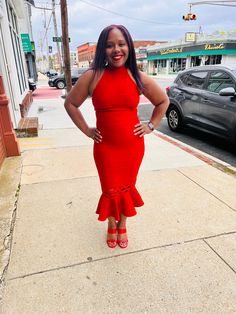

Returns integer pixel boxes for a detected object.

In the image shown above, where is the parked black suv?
[46,69,58,78]
[48,68,88,89]
[166,65,236,146]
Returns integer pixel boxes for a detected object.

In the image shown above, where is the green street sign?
[21,33,32,52]
[53,36,61,42]
[53,36,71,42]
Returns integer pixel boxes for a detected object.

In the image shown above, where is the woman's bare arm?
[134,71,169,137]
[64,69,102,142]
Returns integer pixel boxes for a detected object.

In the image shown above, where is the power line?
[189,1,236,7]
[42,11,52,46]
[78,0,184,26]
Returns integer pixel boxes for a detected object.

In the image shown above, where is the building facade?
[134,40,167,72]
[77,42,96,68]
[146,31,236,75]
[0,0,34,167]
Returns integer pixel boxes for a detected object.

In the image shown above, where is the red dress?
[92,66,144,221]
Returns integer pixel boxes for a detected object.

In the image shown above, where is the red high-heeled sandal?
[117,228,128,249]
[106,228,117,248]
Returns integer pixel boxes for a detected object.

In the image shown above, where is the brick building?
[77,42,96,68]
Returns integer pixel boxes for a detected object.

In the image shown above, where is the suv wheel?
[56,80,65,89]
[167,106,182,131]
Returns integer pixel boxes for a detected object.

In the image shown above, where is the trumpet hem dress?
[92,66,144,221]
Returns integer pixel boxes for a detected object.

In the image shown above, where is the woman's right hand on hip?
[87,127,102,143]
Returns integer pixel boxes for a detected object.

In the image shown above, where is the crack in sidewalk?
[0,182,21,306]
[8,230,236,282]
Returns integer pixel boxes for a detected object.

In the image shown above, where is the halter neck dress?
[92,66,144,221]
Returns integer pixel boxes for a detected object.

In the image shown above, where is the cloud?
[31,0,236,52]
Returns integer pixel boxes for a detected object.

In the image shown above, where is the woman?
[64,25,169,249]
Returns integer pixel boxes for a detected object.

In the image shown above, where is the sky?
[31,0,236,54]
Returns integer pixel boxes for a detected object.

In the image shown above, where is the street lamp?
[188,1,236,8]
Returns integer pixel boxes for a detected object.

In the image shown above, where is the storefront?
[136,49,148,72]
[147,41,236,75]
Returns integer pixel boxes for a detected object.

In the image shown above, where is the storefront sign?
[160,47,183,55]
[136,53,147,59]
[185,32,196,42]
[21,33,32,52]
[148,42,236,58]
[204,43,225,50]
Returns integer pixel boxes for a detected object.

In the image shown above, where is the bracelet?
[147,121,155,131]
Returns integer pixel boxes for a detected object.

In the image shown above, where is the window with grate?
[6,1,27,94]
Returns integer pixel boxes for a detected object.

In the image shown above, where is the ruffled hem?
[96,185,144,221]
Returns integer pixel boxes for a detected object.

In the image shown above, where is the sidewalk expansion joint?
[203,239,236,275]
[20,174,99,186]
[8,230,236,282]
[178,170,236,213]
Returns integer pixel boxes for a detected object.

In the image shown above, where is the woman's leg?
[117,214,128,244]
[107,216,117,242]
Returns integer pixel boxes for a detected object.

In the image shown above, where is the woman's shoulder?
[81,68,105,81]
[139,70,158,88]
[139,70,150,83]
[80,68,95,81]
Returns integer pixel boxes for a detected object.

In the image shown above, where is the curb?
[154,131,236,178]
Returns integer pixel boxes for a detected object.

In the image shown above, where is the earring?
[105,60,108,66]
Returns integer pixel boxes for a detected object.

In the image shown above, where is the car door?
[199,70,236,137]
[177,71,208,124]
[71,69,79,85]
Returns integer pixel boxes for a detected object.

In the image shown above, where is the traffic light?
[49,46,52,53]
[183,13,197,21]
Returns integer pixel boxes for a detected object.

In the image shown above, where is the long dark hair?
[91,25,143,91]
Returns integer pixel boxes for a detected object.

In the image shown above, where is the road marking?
[19,137,54,150]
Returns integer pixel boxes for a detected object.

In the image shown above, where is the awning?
[147,49,236,60]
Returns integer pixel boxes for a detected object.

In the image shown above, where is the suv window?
[185,71,208,89]
[206,71,235,93]
[176,73,189,85]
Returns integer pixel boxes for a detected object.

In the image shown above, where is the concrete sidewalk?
[1,126,236,313]
[0,91,236,313]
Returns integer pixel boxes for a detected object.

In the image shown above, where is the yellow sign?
[160,47,183,55]
[185,32,196,42]
[205,43,225,50]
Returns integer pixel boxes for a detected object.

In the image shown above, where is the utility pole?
[44,9,50,71]
[60,0,72,93]
[52,0,62,73]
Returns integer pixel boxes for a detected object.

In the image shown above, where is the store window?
[169,58,186,73]
[191,56,201,67]
[6,1,27,94]
[156,59,167,74]
[204,55,222,65]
